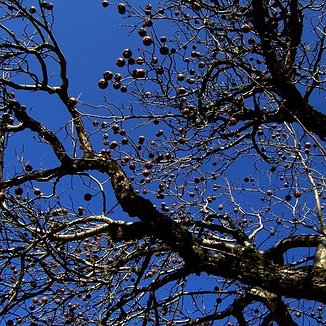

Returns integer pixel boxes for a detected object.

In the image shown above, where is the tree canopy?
[0,0,325,325]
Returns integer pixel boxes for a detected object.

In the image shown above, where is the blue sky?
[53,2,138,103]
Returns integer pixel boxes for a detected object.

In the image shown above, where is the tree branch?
[264,234,322,264]
[251,0,326,139]
[203,248,326,303]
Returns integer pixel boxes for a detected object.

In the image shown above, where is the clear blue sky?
[53,2,140,103]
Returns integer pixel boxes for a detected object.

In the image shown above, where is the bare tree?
[0,1,325,325]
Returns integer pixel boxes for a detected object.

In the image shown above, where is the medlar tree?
[0,0,325,325]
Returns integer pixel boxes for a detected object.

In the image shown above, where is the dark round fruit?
[228,117,237,125]
[68,97,78,106]
[29,6,37,13]
[156,66,164,74]
[121,137,128,144]
[98,79,108,89]
[116,57,126,67]
[122,49,132,58]
[102,0,109,7]
[114,73,122,81]
[159,45,169,55]
[136,57,145,65]
[138,136,145,144]
[24,164,33,172]
[138,28,147,37]
[103,71,113,80]
[15,187,23,196]
[118,3,126,14]
[143,36,153,46]
[34,188,42,196]
[177,73,185,81]
[144,18,153,27]
[84,193,92,201]
[113,82,121,89]
[133,69,146,79]
[110,141,118,149]
[128,57,135,65]
[41,2,53,10]
[294,191,301,198]
[285,194,292,201]
[178,87,186,94]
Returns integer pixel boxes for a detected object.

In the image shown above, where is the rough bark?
[251,0,326,140]
[105,156,326,303]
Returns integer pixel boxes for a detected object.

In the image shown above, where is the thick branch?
[103,159,206,265]
[0,166,62,189]
[251,0,326,139]
[264,234,322,264]
[100,157,326,303]
[10,101,70,163]
[314,238,326,269]
[249,288,298,326]
[203,248,326,303]
[50,221,151,242]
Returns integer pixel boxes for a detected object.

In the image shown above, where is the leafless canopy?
[0,0,325,325]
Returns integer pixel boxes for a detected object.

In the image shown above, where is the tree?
[0,0,325,325]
